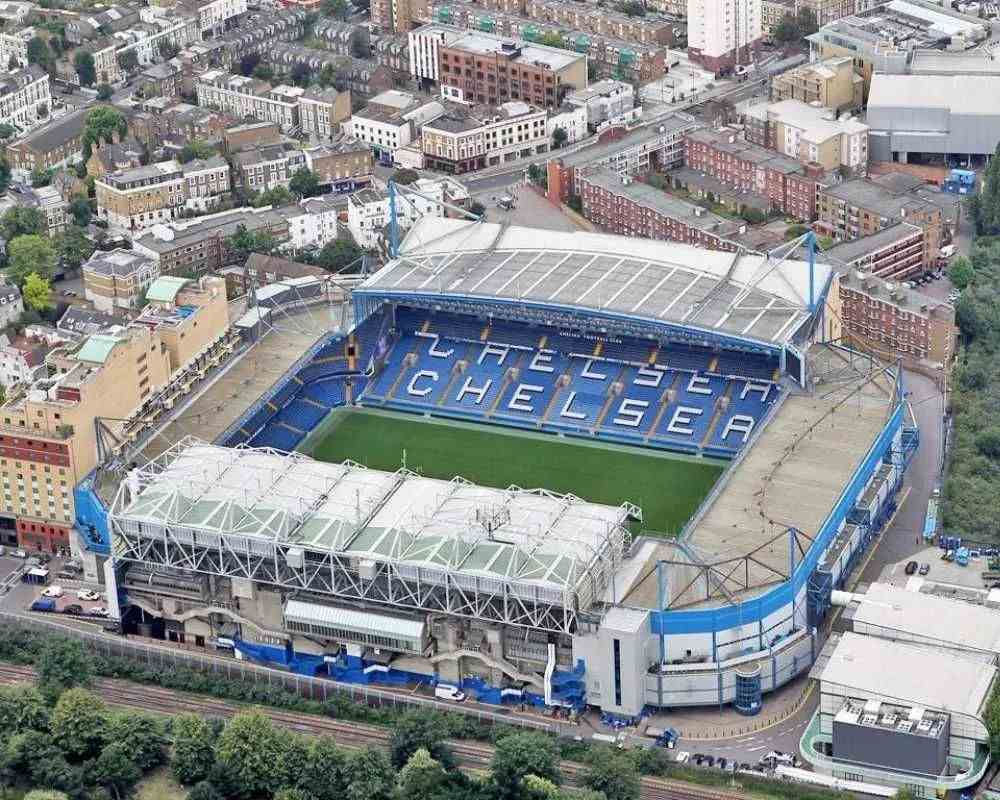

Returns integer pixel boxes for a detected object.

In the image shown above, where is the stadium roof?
[360,219,829,348]
[114,440,634,604]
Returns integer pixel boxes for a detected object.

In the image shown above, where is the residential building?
[57,306,120,339]
[313,18,371,56]
[227,252,328,296]
[421,101,548,174]
[346,90,445,162]
[547,104,588,145]
[303,140,374,189]
[797,0,854,27]
[565,80,638,131]
[64,5,141,45]
[264,46,395,98]
[95,160,187,231]
[111,15,201,69]
[579,169,744,251]
[210,7,309,69]
[284,195,344,251]
[0,66,49,133]
[0,337,47,389]
[82,249,160,313]
[683,127,829,221]
[0,285,23,329]
[374,33,410,78]
[770,56,863,113]
[4,106,97,182]
[86,139,146,179]
[139,61,183,100]
[21,186,70,236]
[760,98,868,173]
[523,0,675,45]
[0,2,33,27]
[761,0,794,40]
[232,145,306,193]
[177,0,249,36]
[1,326,173,553]
[409,25,587,109]
[866,74,1000,164]
[546,113,698,202]
[687,0,761,73]
[825,222,925,281]
[347,177,469,248]
[0,28,34,70]
[131,206,292,275]
[182,156,232,213]
[299,87,352,142]
[816,177,943,267]
[74,37,125,85]
[223,121,282,153]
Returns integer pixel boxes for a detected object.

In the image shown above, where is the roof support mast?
[388,179,484,258]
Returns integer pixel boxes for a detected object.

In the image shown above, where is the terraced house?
[96,161,187,231]
[0,67,50,133]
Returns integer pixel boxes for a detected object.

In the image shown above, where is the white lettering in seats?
[455,377,492,405]
[407,370,438,397]
[721,415,755,444]
[613,399,648,428]
[414,331,454,358]
[741,382,772,402]
[581,359,607,380]
[560,391,587,420]
[478,342,510,366]
[687,374,713,395]
[529,349,555,373]
[667,406,703,436]
[508,383,543,412]
[634,366,667,388]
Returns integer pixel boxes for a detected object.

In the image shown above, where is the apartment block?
[304,140,374,189]
[346,90,445,161]
[565,80,637,131]
[0,67,50,132]
[22,186,70,236]
[177,0,248,35]
[82,249,160,313]
[182,156,232,214]
[761,0,794,39]
[797,0,855,25]
[421,101,548,173]
[232,145,306,193]
[2,326,172,553]
[825,222,925,281]
[0,28,33,69]
[4,106,96,181]
[687,0,761,73]
[770,56,863,113]
[299,88,352,141]
[683,127,828,221]
[284,195,343,251]
[761,98,868,173]
[96,161,187,231]
[816,178,942,267]
[838,269,956,364]
[580,170,743,251]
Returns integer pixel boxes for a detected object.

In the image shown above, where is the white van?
[41,586,64,598]
[940,244,957,259]
[434,684,467,702]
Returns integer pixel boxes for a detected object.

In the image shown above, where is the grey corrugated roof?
[868,73,1000,114]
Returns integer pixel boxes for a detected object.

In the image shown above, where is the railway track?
[0,664,746,800]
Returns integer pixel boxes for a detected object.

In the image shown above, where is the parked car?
[905,560,918,575]
[10,549,27,559]
[41,586,63,598]
[63,604,84,616]
[77,589,100,601]
[30,598,56,612]
[919,563,930,575]
[87,606,109,618]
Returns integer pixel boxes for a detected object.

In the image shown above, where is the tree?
[26,36,52,70]
[24,792,70,800]
[74,51,96,87]
[69,195,93,227]
[1,206,46,239]
[24,273,53,311]
[8,235,56,286]
[92,742,142,800]
[81,107,128,161]
[391,167,419,185]
[105,711,167,771]
[117,49,139,74]
[252,64,274,81]
[96,83,113,100]
[250,185,293,208]
[950,254,974,289]
[976,427,1000,459]
[389,711,455,770]
[215,711,288,798]
[54,225,96,272]
[186,782,222,800]
[291,62,311,87]
[580,748,640,800]
[0,685,50,732]
[772,13,801,43]
[490,734,560,800]
[396,748,448,799]
[239,52,261,77]
[179,140,216,163]
[171,714,218,785]
[552,126,568,149]
[50,688,107,761]
[226,223,280,261]
[528,163,547,188]
[322,0,348,17]
[315,237,363,272]
[296,737,348,800]
[617,0,646,15]
[0,159,9,195]
[31,166,52,187]
[0,123,14,140]
[289,167,322,199]
[345,749,394,800]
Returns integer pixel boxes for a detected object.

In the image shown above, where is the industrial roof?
[283,599,425,641]
[115,440,634,602]
[818,632,995,721]
[867,74,1000,115]
[146,276,190,304]
[852,582,1000,654]
[361,218,830,346]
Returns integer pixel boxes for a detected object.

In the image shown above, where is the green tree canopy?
[289,167,322,199]
[314,237,363,272]
[96,83,113,100]
[105,711,167,772]
[54,224,96,272]
[391,168,419,185]
[171,714,218,785]
[395,748,449,799]
[0,685,50,732]
[389,710,455,770]
[74,51,96,87]
[215,711,288,799]
[81,107,128,161]
[92,741,142,800]
[1,206,46,239]
[322,0,348,16]
[950,254,974,289]
[36,638,94,700]
[490,734,560,800]
[179,140,217,163]
[69,194,93,227]
[51,688,107,761]
[345,749,394,800]
[580,748,640,800]
[26,36,52,70]
[22,273,53,312]
[294,736,348,800]
[8,234,57,286]
[226,223,280,261]
[552,127,568,149]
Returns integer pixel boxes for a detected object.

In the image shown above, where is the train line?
[0,663,747,800]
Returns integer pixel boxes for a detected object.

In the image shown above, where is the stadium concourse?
[100,219,917,721]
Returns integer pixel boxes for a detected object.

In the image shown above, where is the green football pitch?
[300,409,725,536]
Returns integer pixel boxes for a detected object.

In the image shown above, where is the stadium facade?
[103,220,917,717]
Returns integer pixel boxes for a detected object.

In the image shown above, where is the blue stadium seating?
[487,320,545,349]
[708,380,780,450]
[656,344,714,373]
[425,312,485,342]
[303,379,345,407]
[714,350,778,382]
[492,348,570,424]
[600,337,657,364]
[276,399,329,432]
[598,365,676,437]
[250,424,304,451]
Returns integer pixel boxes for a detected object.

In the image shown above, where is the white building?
[284,195,343,251]
[566,80,639,131]
[687,0,761,73]
[190,0,248,35]
[766,98,869,172]
[408,25,465,84]
[0,284,23,329]
[0,1,33,27]
[0,27,34,70]
[346,90,445,162]
[0,67,52,134]
[181,156,231,213]
[196,71,303,133]
[347,177,469,249]
[23,185,69,235]
[0,335,44,388]
[113,15,201,68]
[546,105,589,145]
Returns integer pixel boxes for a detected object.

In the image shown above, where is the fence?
[0,610,558,735]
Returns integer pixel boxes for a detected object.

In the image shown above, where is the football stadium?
[106,218,917,717]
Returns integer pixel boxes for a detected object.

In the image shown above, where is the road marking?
[747,745,769,752]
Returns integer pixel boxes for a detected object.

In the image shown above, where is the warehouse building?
[802,632,994,796]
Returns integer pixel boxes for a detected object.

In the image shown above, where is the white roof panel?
[283,599,425,641]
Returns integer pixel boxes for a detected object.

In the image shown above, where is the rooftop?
[559,113,697,169]
[364,217,830,346]
[818,632,995,721]
[133,207,288,253]
[824,221,923,265]
[113,439,634,602]
[767,99,869,139]
[839,269,952,319]
[867,73,1000,116]
[145,275,190,304]
[908,48,1000,75]
[822,177,938,218]
[423,24,585,70]
[82,248,155,278]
